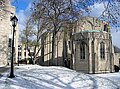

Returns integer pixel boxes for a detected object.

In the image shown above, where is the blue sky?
[11,0,32,12]
[11,0,32,32]
[11,0,120,48]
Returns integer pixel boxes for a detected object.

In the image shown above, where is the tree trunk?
[63,40,68,67]
[51,32,56,65]
[27,47,33,64]
[62,29,68,67]
[41,35,44,65]
[33,56,36,64]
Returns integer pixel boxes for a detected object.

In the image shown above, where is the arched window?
[80,42,85,60]
[100,42,105,59]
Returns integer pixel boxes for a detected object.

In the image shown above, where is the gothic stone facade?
[0,0,18,65]
[18,16,115,73]
[72,31,114,73]
[71,17,114,73]
[39,16,114,73]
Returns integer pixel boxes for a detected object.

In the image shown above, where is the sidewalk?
[0,66,10,74]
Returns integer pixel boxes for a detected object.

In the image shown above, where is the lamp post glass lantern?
[11,15,18,27]
[9,15,18,78]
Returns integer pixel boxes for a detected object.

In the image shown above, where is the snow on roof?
[0,65,119,89]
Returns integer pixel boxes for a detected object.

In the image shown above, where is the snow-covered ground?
[0,65,119,89]
[0,65,6,67]
[94,72,120,88]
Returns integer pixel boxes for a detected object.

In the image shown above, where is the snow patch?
[0,65,119,89]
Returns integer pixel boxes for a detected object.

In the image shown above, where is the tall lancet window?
[80,42,85,60]
[100,42,105,59]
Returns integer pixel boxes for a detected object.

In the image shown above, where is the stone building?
[38,17,114,73]
[72,30,114,73]
[71,17,114,73]
[114,46,120,69]
[18,43,28,62]
[0,0,18,65]
[18,16,118,73]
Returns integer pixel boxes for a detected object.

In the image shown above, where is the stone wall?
[114,53,120,67]
[72,31,114,73]
[0,0,18,65]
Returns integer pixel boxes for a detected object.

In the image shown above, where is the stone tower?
[0,0,18,65]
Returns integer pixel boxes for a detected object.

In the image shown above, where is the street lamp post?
[9,15,18,78]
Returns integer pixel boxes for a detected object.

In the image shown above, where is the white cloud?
[111,27,120,48]
[16,3,32,31]
[112,31,120,48]
[17,10,26,24]
[89,3,105,17]
[16,10,26,31]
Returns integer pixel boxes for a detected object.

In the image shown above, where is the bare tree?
[20,6,49,64]
[20,18,33,64]
[24,0,120,65]
[32,0,81,65]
